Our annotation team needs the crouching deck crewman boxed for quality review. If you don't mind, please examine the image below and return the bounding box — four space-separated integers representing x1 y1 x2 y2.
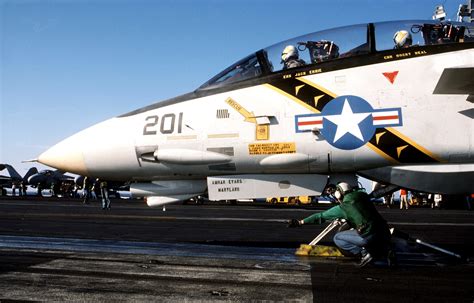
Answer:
288 182 391 267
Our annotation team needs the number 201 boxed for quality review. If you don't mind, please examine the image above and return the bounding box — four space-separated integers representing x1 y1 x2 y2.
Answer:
143 113 183 135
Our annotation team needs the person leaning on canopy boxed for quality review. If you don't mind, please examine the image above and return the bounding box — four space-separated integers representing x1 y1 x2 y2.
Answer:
288 182 392 267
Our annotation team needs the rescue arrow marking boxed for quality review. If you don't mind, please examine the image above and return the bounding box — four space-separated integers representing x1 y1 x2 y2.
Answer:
225 97 256 123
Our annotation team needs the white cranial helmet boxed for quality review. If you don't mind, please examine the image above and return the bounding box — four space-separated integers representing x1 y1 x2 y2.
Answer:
281 45 298 63
393 30 412 48
335 182 353 200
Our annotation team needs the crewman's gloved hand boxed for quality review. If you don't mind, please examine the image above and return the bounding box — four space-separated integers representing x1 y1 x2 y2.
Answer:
287 219 303 228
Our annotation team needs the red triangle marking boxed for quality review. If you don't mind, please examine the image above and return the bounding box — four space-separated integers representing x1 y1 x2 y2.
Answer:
383 71 399 84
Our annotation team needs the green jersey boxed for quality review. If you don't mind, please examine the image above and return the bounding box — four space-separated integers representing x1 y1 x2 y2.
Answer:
303 190 388 237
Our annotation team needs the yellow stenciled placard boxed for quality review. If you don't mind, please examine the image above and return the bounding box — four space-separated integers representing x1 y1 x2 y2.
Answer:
256 125 269 140
248 142 296 155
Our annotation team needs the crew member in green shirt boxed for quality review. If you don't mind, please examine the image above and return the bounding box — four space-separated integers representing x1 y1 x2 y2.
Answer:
288 182 391 267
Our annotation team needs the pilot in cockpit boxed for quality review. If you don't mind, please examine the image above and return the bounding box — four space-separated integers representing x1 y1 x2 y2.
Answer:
393 30 412 49
281 45 306 70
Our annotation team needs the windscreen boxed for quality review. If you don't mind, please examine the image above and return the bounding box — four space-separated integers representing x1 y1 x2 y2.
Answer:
198 20 472 90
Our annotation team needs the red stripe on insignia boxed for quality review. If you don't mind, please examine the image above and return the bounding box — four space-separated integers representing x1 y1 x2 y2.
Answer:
373 115 399 121
298 120 323 126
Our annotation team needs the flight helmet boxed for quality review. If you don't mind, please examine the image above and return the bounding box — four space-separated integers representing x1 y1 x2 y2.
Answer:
281 45 299 63
393 30 412 48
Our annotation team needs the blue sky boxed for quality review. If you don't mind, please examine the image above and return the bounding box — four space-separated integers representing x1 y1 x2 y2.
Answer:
0 0 464 176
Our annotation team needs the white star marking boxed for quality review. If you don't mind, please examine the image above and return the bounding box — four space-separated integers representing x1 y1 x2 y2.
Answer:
324 99 370 143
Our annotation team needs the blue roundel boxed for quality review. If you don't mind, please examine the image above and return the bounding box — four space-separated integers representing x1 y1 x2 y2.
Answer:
320 95 376 150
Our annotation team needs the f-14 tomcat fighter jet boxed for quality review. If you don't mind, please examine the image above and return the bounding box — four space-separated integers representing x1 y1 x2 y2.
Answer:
38 20 474 206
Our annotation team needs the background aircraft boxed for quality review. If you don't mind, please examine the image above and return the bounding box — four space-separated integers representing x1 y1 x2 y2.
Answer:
0 165 12 195
0 164 38 196
0 164 10 185
27 170 74 196
36 19 474 206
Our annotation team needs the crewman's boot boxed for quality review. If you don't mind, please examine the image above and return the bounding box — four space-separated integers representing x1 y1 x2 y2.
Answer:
359 248 373 267
387 249 397 267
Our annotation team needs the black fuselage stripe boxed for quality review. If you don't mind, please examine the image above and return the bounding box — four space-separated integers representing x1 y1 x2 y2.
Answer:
268 78 439 164
269 78 334 111
369 129 437 163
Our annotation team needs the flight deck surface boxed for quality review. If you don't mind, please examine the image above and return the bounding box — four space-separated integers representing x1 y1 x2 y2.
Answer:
0 197 473 302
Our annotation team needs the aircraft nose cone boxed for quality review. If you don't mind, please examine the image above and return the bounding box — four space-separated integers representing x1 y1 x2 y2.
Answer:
38 135 88 175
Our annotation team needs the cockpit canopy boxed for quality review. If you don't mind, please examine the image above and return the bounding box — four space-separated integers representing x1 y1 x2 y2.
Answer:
198 20 474 90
